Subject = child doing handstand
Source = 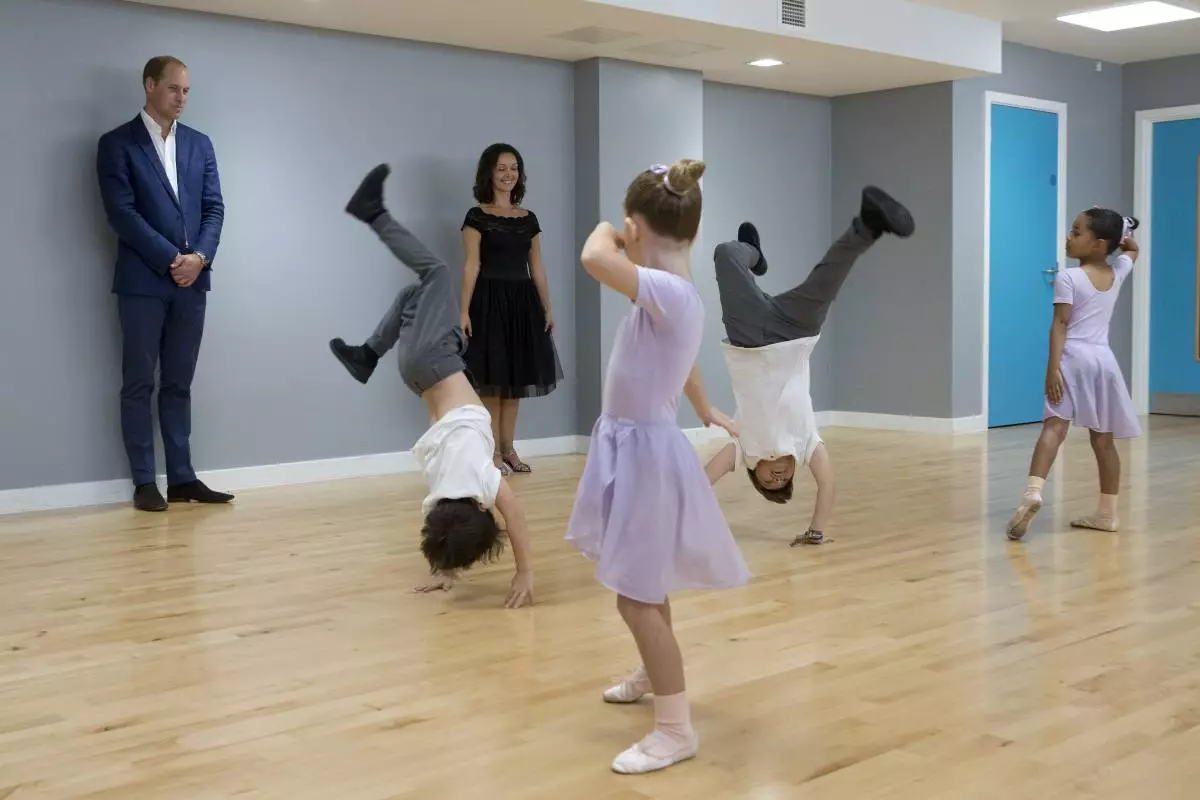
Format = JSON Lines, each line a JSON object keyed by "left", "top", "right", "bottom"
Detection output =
{"left": 328, "top": 164, "right": 534, "bottom": 608}
{"left": 566, "top": 159, "right": 749, "bottom": 775}
{"left": 702, "top": 187, "right": 915, "bottom": 545}
{"left": 1007, "top": 209, "right": 1141, "bottom": 540}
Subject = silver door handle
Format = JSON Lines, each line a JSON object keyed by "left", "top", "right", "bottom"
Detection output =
{"left": 1041, "top": 267, "right": 1058, "bottom": 274}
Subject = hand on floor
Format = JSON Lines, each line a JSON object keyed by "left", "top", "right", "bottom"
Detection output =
{"left": 414, "top": 572, "right": 456, "bottom": 594}
{"left": 504, "top": 571, "right": 534, "bottom": 609}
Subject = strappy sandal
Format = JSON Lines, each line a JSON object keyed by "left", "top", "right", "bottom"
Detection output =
{"left": 502, "top": 450, "right": 531, "bottom": 474}
{"left": 493, "top": 452, "right": 511, "bottom": 476}
{"left": 789, "top": 529, "right": 824, "bottom": 546}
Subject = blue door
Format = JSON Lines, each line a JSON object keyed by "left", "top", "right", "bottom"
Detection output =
{"left": 1151, "top": 117, "right": 1200, "bottom": 409}
{"left": 989, "top": 104, "right": 1062, "bottom": 428}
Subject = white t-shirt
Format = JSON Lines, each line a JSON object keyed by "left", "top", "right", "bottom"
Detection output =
{"left": 721, "top": 335, "right": 823, "bottom": 468}
{"left": 411, "top": 405, "right": 502, "bottom": 516}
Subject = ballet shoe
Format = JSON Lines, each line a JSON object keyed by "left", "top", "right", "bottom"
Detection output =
{"left": 603, "top": 666, "right": 652, "bottom": 703}
{"left": 737, "top": 221, "right": 768, "bottom": 276}
{"left": 1070, "top": 514, "right": 1119, "bottom": 532}
{"left": 1006, "top": 491, "right": 1042, "bottom": 541}
{"left": 346, "top": 163, "right": 390, "bottom": 223}
{"left": 611, "top": 729, "right": 699, "bottom": 775}
{"left": 861, "top": 186, "right": 915, "bottom": 238}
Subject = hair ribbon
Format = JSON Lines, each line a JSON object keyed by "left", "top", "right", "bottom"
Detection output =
{"left": 649, "top": 163, "right": 684, "bottom": 196}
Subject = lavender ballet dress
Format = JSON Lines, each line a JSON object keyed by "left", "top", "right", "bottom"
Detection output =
{"left": 1044, "top": 254, "right": 1141, "bottom": 438}
{"left": 565, "top": 267, "right": 751, "bottom": 605}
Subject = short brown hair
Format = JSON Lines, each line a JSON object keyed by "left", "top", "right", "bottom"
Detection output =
{"left": 143, "top": 56, "right": 186, "bottom": 86}
{"left": 623, "top": 159, "right": 705, "bottom": 241}
{"left": 747, "top": 469, "right": 793, "bottom": 504}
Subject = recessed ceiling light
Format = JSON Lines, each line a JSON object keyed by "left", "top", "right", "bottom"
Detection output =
{"left": 748, "top": 58, "right": 784, "bottom": 67}
{"left": 1058, "top": 1, "right": 1200, "bottom": 32}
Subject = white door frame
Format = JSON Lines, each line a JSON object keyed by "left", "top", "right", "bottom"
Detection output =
{"left": 982, "top": 91, "right": 1069, "bottom": 427}
{"left": 1131, "top": 103, "right": 1200, "bottom": 415}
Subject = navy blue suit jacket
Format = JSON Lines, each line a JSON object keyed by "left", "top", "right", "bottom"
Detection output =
{"left": 96, "top": 115, "right": 224, "bottom": 297}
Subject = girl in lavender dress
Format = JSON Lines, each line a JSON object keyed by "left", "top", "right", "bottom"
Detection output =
{"left": 1007, "top": 208, "right": 1141, "bottom": 541}
{"left": 566, "top": 159, "right": 750, "bottom": 775}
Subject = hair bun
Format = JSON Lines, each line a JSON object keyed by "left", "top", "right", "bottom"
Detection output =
{"left": 667, "top": 159, "right": 705, "bottom": 194}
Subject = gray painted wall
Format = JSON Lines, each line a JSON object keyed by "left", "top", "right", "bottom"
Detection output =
{"left": 590, "top": 60, "right": 707, "bottom": 428}
{"left": 830, "top": 82, "right": 956, "bottom": 418}
{"left": 951, "top": 43, "right": 1126, "bottom": 418}
{"left": 1121, "top": 54, "right": 1200, "bottom": 216}
{"left": 702, "top": 82, "right": 834, "bottom": 412}
{"left": 0, "top": 0, "right": 576, "bottom": 491}
{"left": 572, "top": 60, "right": 603, "bottom": 435}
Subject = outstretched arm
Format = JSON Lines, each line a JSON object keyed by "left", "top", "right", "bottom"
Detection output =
{"left": 705, "top": 442, "right": 737, "bottom": 485}
{"left": 684, "top": 363, "right": 738, "bottom": 438}
{"left": 494, "top": 479, "right": 534, "bottom": 608}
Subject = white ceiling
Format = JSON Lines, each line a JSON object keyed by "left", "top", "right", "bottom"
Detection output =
{"left": 913, "top": 0, "right": 1200, "bottom": 63}
{"left": 125, "top": 0, "right": 1200, "bottom": 97}
{"left": 123, "top": 0, "right": 983, "bottom": 97}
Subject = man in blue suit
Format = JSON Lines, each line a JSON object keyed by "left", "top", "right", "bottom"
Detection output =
{"left": 96, "top": 56, "right": 233, "bottom": 511}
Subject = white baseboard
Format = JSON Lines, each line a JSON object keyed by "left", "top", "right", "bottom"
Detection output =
{"left": 823, "top": 411, "right": 988, "bottom": 435}
{"left": 0, "top": 414, "right": 986, "bottom": 517}
{"left": 0, "top": 434, "right": 585, "bottom": 517}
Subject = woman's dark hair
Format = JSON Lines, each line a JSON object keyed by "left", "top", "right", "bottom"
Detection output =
{"left": 746, "top": 470, "right": 793, "bottom": 505}
{"left": 421, "top": 498, "right": 505, "bottom": 573}
{"left": 472, "top": 143, "right": 526, "bottom": 205}
{"left": 1083, "top": 207, "right": 1140, "bottom": 255}
{"left": 624, "top": 159, "right": 705, "bottom": 242}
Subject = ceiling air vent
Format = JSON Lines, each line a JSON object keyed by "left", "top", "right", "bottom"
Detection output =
{"left": 781, "top": 0, "right": 806, "bottom": 28}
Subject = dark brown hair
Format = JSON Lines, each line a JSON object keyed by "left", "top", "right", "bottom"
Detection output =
{"left": 421, "top": 498, "right": 505, "bottom": 573}
{"left": 623, "top": 159, "right": 705, "bottom": 241}
{"left": 473, "top": 143, "right": 527, "bottom": 205}
{"left": 142, "top": 56, "right": 186, "bottom": 86}
{"left": 747, "top": 470, "right": 793, "bottom": 504}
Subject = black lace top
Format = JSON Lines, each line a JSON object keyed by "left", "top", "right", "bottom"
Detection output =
{"left": 461, "top": 206, "right": 542, "bottom": 281}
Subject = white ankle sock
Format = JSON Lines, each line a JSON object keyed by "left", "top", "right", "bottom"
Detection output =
{"left": 1026, "top": 476, "right": 1046, "bottom": 499}
{"left": 1099, "top": 494, "right": 1117, "bottom": 517}
{"left": 651, "top": 692, "right": 694, "bottom": 748}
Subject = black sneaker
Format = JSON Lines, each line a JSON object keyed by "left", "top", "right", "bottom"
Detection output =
{"left": 345, "top": 164, "right": 390, "bottom": 223}
{"left": 861, "top": 186, "right": 915, "bottom": 239}
{"left": 329, "top": 338, "right": 378, "bottom": 384}
{"left": 737, "top": 221, "right": 768, "bottom": 276}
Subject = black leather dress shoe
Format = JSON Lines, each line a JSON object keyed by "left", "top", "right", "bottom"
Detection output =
{"left": 167, "top": 480, "right": 234, "bottom": 504}
{"left": 134, "top": 483, "right": 168, "bottom": 512}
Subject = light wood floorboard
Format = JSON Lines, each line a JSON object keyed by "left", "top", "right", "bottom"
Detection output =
{"left": 2, "top": 416, "right": 1199, "bottom": 798}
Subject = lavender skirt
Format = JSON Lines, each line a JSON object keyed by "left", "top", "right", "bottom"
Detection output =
{"left": 565, "top": 415, "right": 752, "bottom": 605}
{"left": 1044, "top": 342, "right": 1141, "bottom": 438}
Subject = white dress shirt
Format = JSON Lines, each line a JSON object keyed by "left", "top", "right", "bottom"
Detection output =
{"left": 140, "top": 109, "right": 178, "bottom": 199}
{"left": 722, "top": 334, "right": 824, "bottom": 468}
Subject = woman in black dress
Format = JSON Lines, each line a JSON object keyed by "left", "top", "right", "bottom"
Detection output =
{"left": 460, "top": 143, "right": 562, "bottom": 475}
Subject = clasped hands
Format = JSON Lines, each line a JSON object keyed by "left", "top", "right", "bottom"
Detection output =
{"left": 170, "top": 253, "right": 204, "bottom": 287}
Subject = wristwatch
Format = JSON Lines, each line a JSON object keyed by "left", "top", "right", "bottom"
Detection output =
{"left": 194, "top": 251, "right": 209, "bottom": 267}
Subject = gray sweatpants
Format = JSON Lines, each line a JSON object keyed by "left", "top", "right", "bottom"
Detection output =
{"left": 364, "top": 213, "right": 468, "bottom": 396}
{"left": 714, "top": 218, "right": 876, "bottom": 348}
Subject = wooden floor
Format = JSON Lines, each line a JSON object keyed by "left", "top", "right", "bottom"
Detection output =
{"left": 2, "top": 417, "right": 1200, "bottom": 799}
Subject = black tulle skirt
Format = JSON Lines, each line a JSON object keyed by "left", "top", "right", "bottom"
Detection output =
{"left": 465, "top": 277, "right": 563, "bottom": 399}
